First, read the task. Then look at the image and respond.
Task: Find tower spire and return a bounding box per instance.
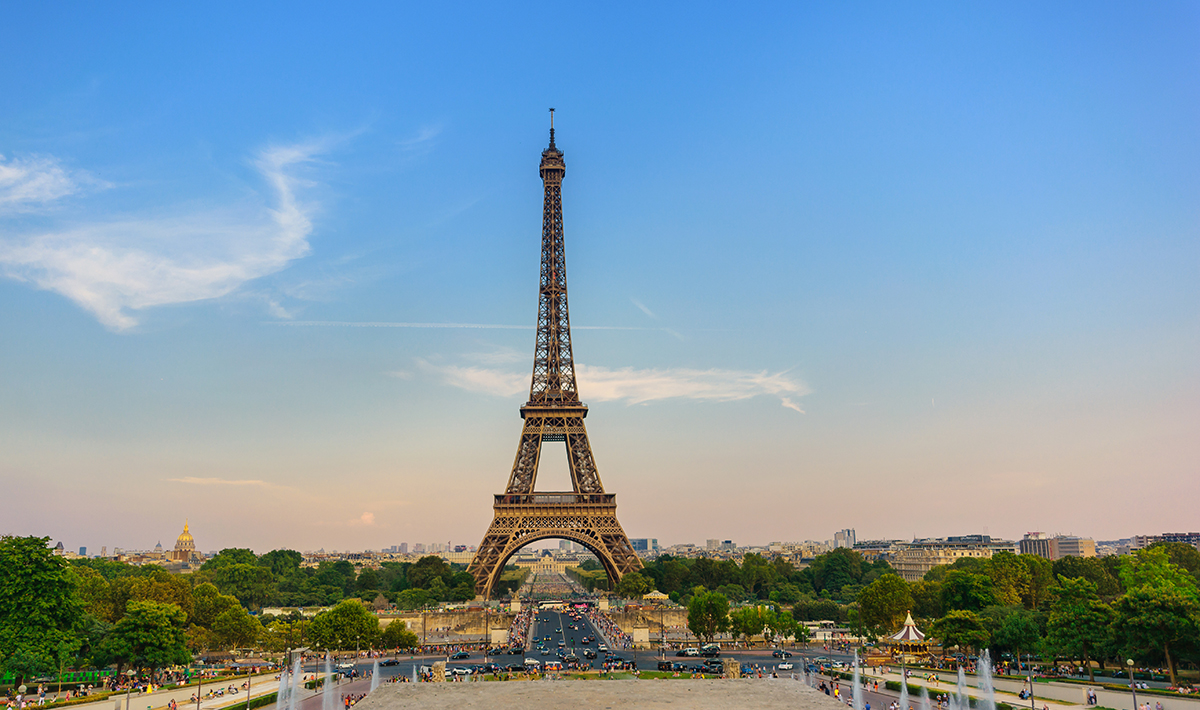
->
[549,107,555,147]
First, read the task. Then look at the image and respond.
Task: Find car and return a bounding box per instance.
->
[540,649,551,656]
[451,651,470,660]
[676,648,699,657]
[508,647,525,654]
[582,649,596,659]
[772,650,793,658]
[778,662,794,671]
[452,667,471,676]
[380,659,400,667]
[597,644,608,652]
[703,659,725,670]
[558,641,565,647]
[506,664,526,672]
[336,662,355,669]
[701,644,721,657]
[523,658,541,667]
[657,661,674,672]
[580,638,591,645]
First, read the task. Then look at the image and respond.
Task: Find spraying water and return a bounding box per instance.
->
[920,685,932,710]
[287,657,302,710]
[412,664,417,683]
[976,650,997,710]
[370,659,380,692]
[322,655,334,710]
[899,665,910,710]
[276,664,289,710]
[954,666,968,710]
[852,653,864,710]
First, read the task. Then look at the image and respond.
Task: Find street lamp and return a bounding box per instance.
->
[124,670,136,710]
[1127,659,1138,710]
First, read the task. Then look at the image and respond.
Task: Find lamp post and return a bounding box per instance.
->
[124,670,136,710]
[1127,659,1139,710]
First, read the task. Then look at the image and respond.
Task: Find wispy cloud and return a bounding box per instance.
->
[400,125,442,149]
[630,297,656,319]
[0,153,106,213]
[411,358,528,397]
[415,360,810,412]
[0,142,326,330]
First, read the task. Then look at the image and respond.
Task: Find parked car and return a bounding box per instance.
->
[523,658,541,667]
[778,662,794,670]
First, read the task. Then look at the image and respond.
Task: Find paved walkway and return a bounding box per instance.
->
[62,673,278,710]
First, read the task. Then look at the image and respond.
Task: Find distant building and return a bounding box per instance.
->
[706,539,720,550]
[890,536,1016,581]
[834,529,857,549]
[630,538,659,553]
[455,545,469,553]
[399,543,408,554]
[1021,532,1096,560]
[559,540,572,551]
[1050,536,1096,559]
[720,540,736,551]
[413,543,426,554]
[172,521,198,562]
[79,546,87,557]
[1019,533,1053,558]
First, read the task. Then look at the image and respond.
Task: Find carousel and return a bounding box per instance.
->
[886,611,932,663]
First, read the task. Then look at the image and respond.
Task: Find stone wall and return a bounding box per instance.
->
[379,609,515,638]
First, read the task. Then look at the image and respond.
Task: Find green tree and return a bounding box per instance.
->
[192,583,240,628]
[1113,586,1199,687]
[931,610,990,654]
[201,548,259,570]
[209,564,275,610]
[987,552,1030,607]
[910,579,942,620]
[109,568,194,623]
[308,600,380,650]
[615,572,651,598]
[1051,556,1121,599]
[0,536,84,687]
[764,607,797,645]
[380,620,418,649]
[989,607,1042,665]
[1119,548,1199,599]
[687,591,730,644]
[259,550,303,577]
[212,605,260,649]
[940,571,998,612]
[407,556,451,590]
[104,600,191,679]
[857,574,913,632]
[395,588,433,610]
[728,606,765,645]
[1045,577,1113,682]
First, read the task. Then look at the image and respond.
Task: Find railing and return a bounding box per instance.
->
[494,492,615,506]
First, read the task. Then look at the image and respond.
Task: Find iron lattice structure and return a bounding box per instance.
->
[468,116,641,598]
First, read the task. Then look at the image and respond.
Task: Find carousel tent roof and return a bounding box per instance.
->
[889,612,926,642]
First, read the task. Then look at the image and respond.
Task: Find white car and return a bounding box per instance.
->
[778,662,794,670]
[336,662,355,670]
[524,658,542,667]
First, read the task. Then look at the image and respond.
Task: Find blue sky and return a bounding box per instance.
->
[1,3,1196,554]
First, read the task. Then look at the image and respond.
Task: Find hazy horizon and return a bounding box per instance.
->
[2,3,1197,554]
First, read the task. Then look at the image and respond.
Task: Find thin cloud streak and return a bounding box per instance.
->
[417,360,810,411]
[0,142,325,330]
[0,153,105,213]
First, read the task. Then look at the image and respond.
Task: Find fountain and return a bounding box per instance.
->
[976,650,997,710]
[412,665,418,683]
[952,665,968,710]
[276,664,289,710]
[322,655,334,710]
[899,671,910,710]
[287,657,302,710]
[920,685,932,710]
[370,659,380,692]
[852,653,864,710]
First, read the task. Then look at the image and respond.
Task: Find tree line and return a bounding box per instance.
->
[0,536,435,689]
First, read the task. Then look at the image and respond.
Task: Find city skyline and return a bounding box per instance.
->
[2,3,1198,552]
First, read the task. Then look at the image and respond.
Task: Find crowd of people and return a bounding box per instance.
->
[583,607,631,650]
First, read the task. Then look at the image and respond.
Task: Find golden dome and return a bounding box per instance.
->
[176,520,194,545]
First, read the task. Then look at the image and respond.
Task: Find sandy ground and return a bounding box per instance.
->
[357,678,848,710]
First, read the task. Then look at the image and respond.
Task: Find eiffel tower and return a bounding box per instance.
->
[468,112,641,598]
